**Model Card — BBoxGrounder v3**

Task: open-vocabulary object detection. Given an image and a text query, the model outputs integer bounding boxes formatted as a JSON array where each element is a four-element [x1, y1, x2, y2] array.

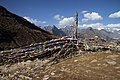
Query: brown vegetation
[[0, 51, 120, 80]]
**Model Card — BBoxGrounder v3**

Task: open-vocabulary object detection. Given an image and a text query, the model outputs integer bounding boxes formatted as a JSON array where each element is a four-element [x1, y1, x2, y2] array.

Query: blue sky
[[0, 0, 120, 30]]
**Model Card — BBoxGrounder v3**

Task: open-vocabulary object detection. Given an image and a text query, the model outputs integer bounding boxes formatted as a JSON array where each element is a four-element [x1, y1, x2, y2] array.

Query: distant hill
[[0, 6, 56, 50], [40, 22, 120, 40], [55, 26, 120, 39], [41, 25, 66, 36], [78, 27, 120, 39], [78, 27, 109, 39], [60, 26, 74, 37]]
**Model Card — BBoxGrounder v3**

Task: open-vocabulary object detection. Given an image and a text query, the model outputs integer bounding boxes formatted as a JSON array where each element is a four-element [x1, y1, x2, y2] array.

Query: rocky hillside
[[0, 6, 55, 50], [0, 51, 120, 80]]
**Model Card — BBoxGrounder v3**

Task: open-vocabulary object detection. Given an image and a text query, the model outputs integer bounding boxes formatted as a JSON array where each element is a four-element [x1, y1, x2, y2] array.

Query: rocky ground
[[0, 51, 120, 80]]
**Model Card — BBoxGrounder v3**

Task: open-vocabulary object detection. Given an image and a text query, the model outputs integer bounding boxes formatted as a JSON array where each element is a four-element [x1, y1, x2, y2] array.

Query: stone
[[37, 76, 40, 78], [103, 63, 108, 67], [74, 60, 78, 62], [97, 64, 101, 66], [107, 60, 116, 65], [115, 67, 120, 69], [43, 60, 50, 64], [85, 70, 91, 73], [107, 55, 119, 58], [90, 59, 97, 63], [43, 75, 49, 80], [51, 72, 55, 75], [27, 60, 32, 63]]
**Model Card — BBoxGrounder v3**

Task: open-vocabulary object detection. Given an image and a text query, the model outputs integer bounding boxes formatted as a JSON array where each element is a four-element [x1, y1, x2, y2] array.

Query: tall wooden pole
[[74, 11, 78, 39]]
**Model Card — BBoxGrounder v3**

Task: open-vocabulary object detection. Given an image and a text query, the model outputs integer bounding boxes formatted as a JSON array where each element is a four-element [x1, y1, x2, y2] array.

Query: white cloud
[[109, 28, 120, 31], [81, 10, 88, 14], [107, 23, 120, 27], [82, 12, 103, 22], [58, 17, 74, 28], [23, 16, 46, 26], [78, 23, 120, 31], [54, 14, 64, 20], [79, 23, 105, 30], [81, 18, 89, 22], [109, 11, 120, 18]]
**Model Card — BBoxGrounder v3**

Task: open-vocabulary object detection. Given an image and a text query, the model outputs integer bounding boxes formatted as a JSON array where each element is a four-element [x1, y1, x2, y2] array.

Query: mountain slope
[[59, 26, 120, 39], [78, 27, 102, 38], [41, 25, 66, 36], [0, 6, 55, 50], [60, 26, 74, 36]]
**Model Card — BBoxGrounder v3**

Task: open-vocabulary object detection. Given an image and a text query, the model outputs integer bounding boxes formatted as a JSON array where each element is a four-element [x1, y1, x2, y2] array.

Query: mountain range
[[42, 25, 120, 39], [40, 25, 66, 36], [0, 6, 56, 50]]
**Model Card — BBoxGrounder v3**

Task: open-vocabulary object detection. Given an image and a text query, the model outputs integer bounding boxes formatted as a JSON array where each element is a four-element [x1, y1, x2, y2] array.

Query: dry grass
[[0, 51, 120, 80]]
